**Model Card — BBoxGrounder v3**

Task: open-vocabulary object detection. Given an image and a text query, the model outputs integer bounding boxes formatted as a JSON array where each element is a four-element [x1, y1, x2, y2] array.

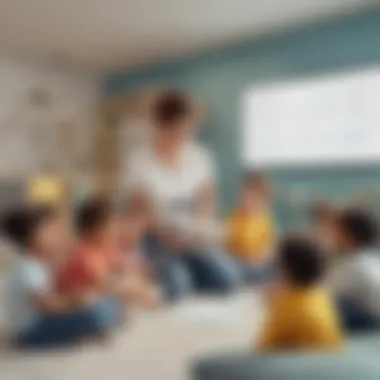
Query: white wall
[[0, 56, 100, 178], [0, 57, 100, 267]]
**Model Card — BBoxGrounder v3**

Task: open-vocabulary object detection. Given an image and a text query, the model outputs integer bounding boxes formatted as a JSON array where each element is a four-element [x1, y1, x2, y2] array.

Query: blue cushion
[[193, 352, 380, 380], [192, 336, 380, 380]]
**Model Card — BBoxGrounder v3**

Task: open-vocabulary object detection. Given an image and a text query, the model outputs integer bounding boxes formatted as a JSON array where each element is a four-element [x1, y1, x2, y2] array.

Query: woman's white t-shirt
[[126, 142, 215, 233]]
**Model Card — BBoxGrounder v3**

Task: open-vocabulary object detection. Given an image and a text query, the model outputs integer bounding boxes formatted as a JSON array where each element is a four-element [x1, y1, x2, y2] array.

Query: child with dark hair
[[226, 171, 275, 283], [57, 198, 125, 299], [57, 198, 154, 319], [255, 234, 342, 351], [2, 205, 96, 348], [329, 207, 380, 331]]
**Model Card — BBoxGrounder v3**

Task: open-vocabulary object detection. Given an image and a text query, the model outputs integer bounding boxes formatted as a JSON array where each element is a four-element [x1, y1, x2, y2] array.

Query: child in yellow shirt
[[255, 234, 343, 351], [226, 172, 274, 283]]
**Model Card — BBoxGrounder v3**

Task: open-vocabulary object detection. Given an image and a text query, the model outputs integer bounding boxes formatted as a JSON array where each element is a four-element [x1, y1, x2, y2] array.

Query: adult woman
[[126, 90, 239, 301]]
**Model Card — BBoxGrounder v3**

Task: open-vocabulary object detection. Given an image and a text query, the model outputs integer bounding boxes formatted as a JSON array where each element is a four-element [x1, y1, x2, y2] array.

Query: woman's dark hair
[[153, 90, 193, 126], [278, 234, 326, 287], [75, 198, 114, 235], [1, 205, 57, 249], [338, 207, 379, 249]]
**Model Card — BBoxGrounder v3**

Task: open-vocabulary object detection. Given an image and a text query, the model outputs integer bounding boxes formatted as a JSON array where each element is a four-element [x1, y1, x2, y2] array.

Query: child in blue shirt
[[3, 205, 117, 348]]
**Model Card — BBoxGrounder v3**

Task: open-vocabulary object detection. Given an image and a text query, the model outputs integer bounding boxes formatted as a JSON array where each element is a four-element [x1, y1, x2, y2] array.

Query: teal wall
[[104, 10, 380, 226]]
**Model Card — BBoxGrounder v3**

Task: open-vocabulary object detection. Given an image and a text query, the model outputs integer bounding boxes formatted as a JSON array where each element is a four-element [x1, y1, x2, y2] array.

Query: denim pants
[[337, 297, 380, 333], [17, 298, 120, 348], [144, 235, 241, 301], [236, 260, 273, 285]]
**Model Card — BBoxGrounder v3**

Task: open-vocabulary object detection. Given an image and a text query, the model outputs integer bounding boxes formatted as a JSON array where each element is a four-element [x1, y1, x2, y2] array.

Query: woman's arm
[[195, 180, 217, 219], [192, 143, 218, 219]]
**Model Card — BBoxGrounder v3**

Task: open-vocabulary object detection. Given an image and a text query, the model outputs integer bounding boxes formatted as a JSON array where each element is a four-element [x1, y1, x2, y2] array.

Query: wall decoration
[[0, 85, 85, 180]]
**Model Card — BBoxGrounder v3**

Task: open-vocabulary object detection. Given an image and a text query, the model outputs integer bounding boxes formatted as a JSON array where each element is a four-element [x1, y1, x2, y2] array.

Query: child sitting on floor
[[2, 205, 98, 348], [255, 234, 343, 351], [56, 198, 154, 315], [329, 207, 380, 332], [226, 172, 275, 283]]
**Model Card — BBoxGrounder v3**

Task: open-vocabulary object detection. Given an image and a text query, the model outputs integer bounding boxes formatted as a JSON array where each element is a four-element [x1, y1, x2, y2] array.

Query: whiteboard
[[243, 68, 380, 167]]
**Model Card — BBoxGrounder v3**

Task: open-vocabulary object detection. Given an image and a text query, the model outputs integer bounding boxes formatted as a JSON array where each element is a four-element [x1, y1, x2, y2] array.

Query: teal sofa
[[192, 334, 380, 380]]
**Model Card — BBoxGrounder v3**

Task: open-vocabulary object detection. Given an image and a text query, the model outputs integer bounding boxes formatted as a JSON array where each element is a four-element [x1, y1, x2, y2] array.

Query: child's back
[[257, 286, 342, 350], [255, 234, 343, 351], [329, 207, 380, 330], [330, 247, 380, 312]]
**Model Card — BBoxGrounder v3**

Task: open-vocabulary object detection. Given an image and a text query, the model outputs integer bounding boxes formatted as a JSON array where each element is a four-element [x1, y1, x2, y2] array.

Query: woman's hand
[[74, 291, 99, 308], [118, 275, 161, 308], [164, 233, 191, 252], [155, 226, 191, 253], [196, 181, 216, 219]]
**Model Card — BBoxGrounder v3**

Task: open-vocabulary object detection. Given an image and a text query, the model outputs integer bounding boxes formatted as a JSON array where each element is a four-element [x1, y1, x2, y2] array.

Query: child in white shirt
[[329, 207, 380, 332]]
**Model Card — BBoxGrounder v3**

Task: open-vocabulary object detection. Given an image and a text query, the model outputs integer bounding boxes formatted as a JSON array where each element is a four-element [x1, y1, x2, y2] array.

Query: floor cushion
[[192, 335, 380, 380]]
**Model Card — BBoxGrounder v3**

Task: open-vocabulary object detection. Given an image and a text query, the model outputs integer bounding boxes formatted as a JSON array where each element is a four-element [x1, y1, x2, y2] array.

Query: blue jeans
[[17, 298, 120, 348], [144, 235, 240, 301], [236, 260, 273, 285], [337, 298, 380, 333]]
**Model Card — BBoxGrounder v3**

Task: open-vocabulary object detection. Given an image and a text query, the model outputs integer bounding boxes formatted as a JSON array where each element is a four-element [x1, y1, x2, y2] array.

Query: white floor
[[0, 291, 263, 380]]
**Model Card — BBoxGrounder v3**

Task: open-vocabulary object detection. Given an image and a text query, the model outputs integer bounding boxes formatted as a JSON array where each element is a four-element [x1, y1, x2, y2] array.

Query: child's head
[[75, 198, 120, 247], [277, 234, 326, 288], [311, 201, 338, 250], [335, 207, 378, 253], [1, 205, 66, 262], [239, 171, 270, 212]]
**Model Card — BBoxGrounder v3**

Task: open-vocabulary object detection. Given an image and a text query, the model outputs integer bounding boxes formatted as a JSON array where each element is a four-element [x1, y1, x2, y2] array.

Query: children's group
[[3, 178, 380, 352], [2, 89, 380, 355]]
